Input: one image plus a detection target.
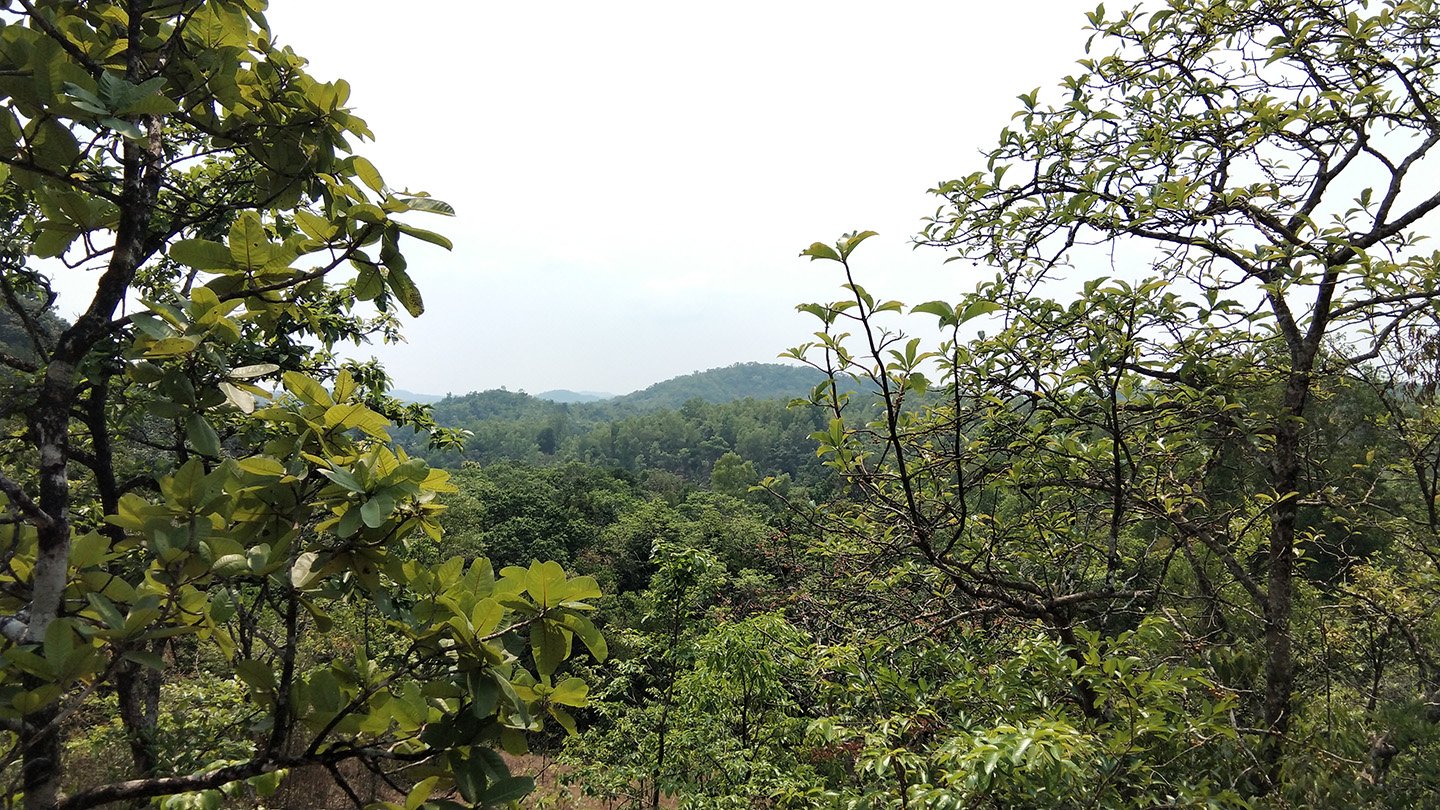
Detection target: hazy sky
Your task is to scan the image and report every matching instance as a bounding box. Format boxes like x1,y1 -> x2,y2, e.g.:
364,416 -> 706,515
255,2 -> 1088,396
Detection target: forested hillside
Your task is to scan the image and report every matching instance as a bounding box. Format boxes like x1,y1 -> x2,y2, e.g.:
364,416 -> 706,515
605,362 -> 831,410
2,1 -> 1440,810
401,363 -> 853,489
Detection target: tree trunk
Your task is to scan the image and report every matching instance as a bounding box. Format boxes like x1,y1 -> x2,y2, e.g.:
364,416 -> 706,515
1259,365 -> 1312,789
20,35 -> 164,797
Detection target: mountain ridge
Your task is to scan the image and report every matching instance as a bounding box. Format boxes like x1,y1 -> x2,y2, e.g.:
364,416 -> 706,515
398,362 -> 830,410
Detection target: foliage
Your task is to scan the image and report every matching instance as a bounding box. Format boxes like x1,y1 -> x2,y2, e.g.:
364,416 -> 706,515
772,0 -> 1440,803
409,387 -> 835,491
0,3 -> 599,808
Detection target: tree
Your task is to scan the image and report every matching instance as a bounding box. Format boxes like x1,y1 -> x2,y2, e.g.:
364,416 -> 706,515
926,0 -> 1440,790
790,0 -> 1440,799
0,3 -> 602,808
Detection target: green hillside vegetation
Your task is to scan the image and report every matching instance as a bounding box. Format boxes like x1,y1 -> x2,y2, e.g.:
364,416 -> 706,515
402,363 -> 865,490
607,362 -> 833,409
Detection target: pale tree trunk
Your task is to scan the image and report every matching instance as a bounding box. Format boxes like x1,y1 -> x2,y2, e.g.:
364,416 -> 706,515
19,4 -> 164,799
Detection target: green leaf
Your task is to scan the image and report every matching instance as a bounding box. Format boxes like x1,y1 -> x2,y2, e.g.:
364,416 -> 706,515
144,336 -> 201,358
530,620 -> 569,677
317,466 -> 366,493
229,212 -> 273,270
122,649 -> 166,671
960,299 -> 1002,322
42,620 -> 75,667
557,611 -> 607,662
405,776 -> 439,810
911,300 -> 957,322
236,456 -> 286,477
354,265 -> 383,301
69,531 -> 109,568
352,156 -> 385,193
553,574 -> 602,604
282,371 -> 334,407
549,677 -> 588,707
801,242 -> 841,262
169,239 -> 234,271
478,776 -> 534,807
400,196 -> 456,216
471,598 -> 503,635
101,117 -> 145,140
359,493 -> 395,529
837,230 -> 878,258
492,672 -> 533,729
337,505 -> 363,538
395,221 -> 454,250
549,705 -> 578,736
186,414 -> 222,457
522,560 -> 568,607
236,659 -> 276,695
323,402 -> 390,438
32,227 -> 76,258
294,210 -> 338,241
385,264 -> 425,317
211,554 -> 249,578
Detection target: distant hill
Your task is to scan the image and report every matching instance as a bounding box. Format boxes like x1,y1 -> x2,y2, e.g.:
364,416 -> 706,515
536,389 -> 614,404
392,389 -> 446,404
406,363 -> 845,487
420,362 -> 834,416
612,362 -> 829,410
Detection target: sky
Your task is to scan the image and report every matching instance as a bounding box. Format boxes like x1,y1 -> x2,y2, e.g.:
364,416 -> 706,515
252,1 -> 1090,396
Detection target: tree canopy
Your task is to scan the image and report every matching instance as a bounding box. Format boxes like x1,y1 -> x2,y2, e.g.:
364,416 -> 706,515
0,3 -> 600,808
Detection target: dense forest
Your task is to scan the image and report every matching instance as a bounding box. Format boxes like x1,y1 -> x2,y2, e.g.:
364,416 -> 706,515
2,0 -> 1440,809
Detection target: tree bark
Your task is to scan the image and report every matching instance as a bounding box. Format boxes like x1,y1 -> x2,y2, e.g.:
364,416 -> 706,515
1259,363 -> 1312,789
19,5 -> 165,799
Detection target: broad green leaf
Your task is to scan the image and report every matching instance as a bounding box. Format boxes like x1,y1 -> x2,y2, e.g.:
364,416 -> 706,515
478,777 -> 534,806
229,212 -> 273,269
144,335 -> 200,358
359,493 -> 395,529
549,677 -> 588,707
294,209 -> 337,241
530,620 -> 569,677
549,705 -> 578,736
32,227 -> 76,258
69,531 -> 108,568
557,612 -> 607,662
282,371 -> 334,407
395,221 -> 453,250
352,156 -> 385,193
471,599 -> 503,635
837,230 -> 878,258
385,264 -> 424,317
801,242 -> 841,262
317,466 -> 366,493
911,300 -> 957,322
400,196 -> 455,216
960,299 -> 1003,322
405,777 -> 438,810
323,402 -> 390,438
522,560 -> 568,607
169,239 -> 234,270
186,414 -> 222,457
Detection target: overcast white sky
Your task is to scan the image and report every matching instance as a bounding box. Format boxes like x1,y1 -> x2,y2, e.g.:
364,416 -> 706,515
259,1 -> 1090,396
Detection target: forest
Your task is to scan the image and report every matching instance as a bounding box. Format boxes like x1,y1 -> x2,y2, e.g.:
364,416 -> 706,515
1,0 -> 1440,808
